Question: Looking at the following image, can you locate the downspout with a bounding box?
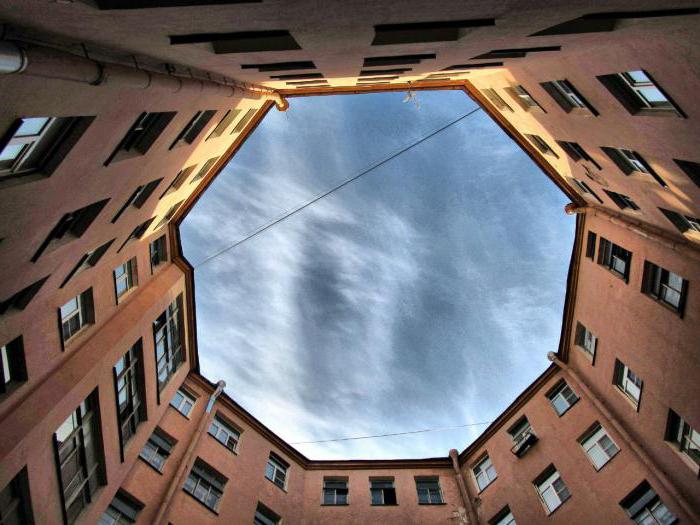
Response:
[449,449,479,525]
[547,353,700,524]
[0,40,288,110]
[153,380,226,525]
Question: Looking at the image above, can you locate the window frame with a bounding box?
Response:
[139,427,175,473]
[113,340,147,461]
[183,459,227,513]
[665,409,700,471]
[170,388,196,418]
[597,237,632,282]
[524,133,559,158]
[322,478,349,505]
[104,111,176,165]
[0,336,28,397]
[59,289,95,344]
[613,359,643,409]
[415,477,444,505]
[546,380,579,416]
[533,465,570,515]
[597,70,685,118]
[113,257,138,302]
[540,80,598,116]
[369,478,397,506]
[574,321,597,361]
[579,423,620,471]
[265,453,289,490]
[208,413,241,453]
[472,454,497,492]
[641,261,688,317]
[153,295,185,396]
[619,480,678,525]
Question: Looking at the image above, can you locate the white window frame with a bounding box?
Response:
[580,425,620,470]
[60,294,85,341]
[473,455,497,491]
[548,381,579,416]
[619,71,672,110]
[619,365,642,405]
[509,418,532,447]
[265,454,288,489]
[493,509,516,525]
[208,416,241,453]
[170,388,195,417]
[535,469,570,514]
[416,478,443,504]
[114,258,137,299]
[323,479,349,505]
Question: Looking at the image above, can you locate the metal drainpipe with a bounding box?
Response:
[153,380,226,525]
[0,40,288,110]
[547,353,700,524]
[449,449,479,525]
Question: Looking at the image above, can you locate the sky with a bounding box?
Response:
[180,90,575,460]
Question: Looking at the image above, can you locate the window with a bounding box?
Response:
[642,261,688,315]
[524,134,558,158]
[0,468,34,525]
[604,190,640,211]
[556,140,601,168]
[117,217,155,253]
[0,277,49,316]
[546,380,579,416]
[59,289,95,343]
[265,453,289,489]
[659,208,700,236]
[54,390,105,525]
[600,147,667,186]
[673,159,700,188]
[620,481,677,525]
[0,336,27,396]
[586,231,597,259]
[98,490,143,525]
[540,80,597,115]
[233,108,258,133]
[416,477,443,504]
[183,459,227,513]
[190,156,220,183]
[370,479,397,505]
[598,70,684,117]
[154,200,184,230]
[170,388,195,417]
[572,179,603,204]
[114,341,146,455]
[32,199,110,262]
[154,295,184,393]
[170,29,301,54]
[206,110,240,140]
[482,88,513,112]
[139,428,174,472]
[208,414,241,452]
[490,506,516,525]
[371,19,495,46]
[113,258,138,301]
[573,321,597,360]
[150,235,168,271]
[60,239,115,288]
[0,115,93,181]
[580,423,619,470]
[323,478,348,505]
[472,455,497,491]
[508,416,538,457]
[111,178,163,223]
[506,85,543,111]
[534,465,570,514]
[160,166,195,199]
[254,503,281,525]
[597,237,632,281]
[614,359,643,408]
[105,111,176,165]
[665,410,700,468]
[170,110,216,148]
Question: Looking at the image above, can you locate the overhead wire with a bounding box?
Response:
[193,105,483,268]
[289,421,493,445]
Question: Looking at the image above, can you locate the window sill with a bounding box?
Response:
[664,442,700,476]
[632,107,684,119]
[614,386,641,412]
[418,502,446,505]
[574,344,595,365]
[642,293,683,318]
[371,504,398,506]
[150,260,169,275]
[321,503,349,506]
[116,286,138,306]
[169,406,192,420]
[62,324,94,349]
[138,456,165,475]
[600,265,628,283]
[182,488,219,515]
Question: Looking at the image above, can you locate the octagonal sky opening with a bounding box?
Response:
[181,89,575,460]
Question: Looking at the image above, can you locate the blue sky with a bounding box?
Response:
[181,90,574,460]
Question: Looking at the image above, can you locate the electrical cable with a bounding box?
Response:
[289,421,492,445]
[193,105,483,268]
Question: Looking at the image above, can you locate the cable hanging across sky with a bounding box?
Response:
[193,105,483,268]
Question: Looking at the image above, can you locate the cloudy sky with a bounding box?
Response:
[180,90,574,460]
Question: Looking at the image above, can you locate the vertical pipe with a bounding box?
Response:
[450,449,479,525]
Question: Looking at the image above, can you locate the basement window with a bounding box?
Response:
[0,115,94,185]
[105,112,176,165]
[546,380,579,416]
[613,359,643,409]
[525,134,558,158]
[370,478,397,505]
[620,480,677,525]
[60,239,115,288]
[184,459,227,513]
[540,80,598,116]
[641,261,688,315]
[171,110,217,149]
[372,19,495,45]
[99,490,144,525]
[482,88,514,112]
[597,70,685,117]
[113,178,164,223]
[574,321,597,361]
[597,237,632,281]
[32,199,110,262]
[603,190,639,212]
[579,423,619,470]
[59,288,95,343]
[0,336,27,396]
[0,276,49,315]
[472,455,497,491]
[665,410,700,470]
[265,453,289,490]
[533,465,570,515]
[207,110,240,140]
